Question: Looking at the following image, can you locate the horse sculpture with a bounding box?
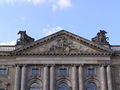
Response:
[92,30,109,45]
[17,31,34,45]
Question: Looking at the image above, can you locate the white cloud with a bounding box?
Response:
[30,0,45,5]
[42,26,63,36]
[0,40,16,45]
[0,0,46,5]
[0,0,72,11]
[51,0,72,11]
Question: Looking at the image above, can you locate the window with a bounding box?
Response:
[87,68,95,75]
[0,89,5,90]
[58,82,69,90]
[59,68,68,76]
[86,82,97,90]
[32,68,40,75]
[30,83,40,90]
[0,68,7,75]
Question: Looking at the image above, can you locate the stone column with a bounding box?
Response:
[78,65,83,90]
[21,65,26,90]
[107,65,113,90]
[43,65,49,90]
[72,65,77,90]
[100,65,107,90]
[50,65,55,90]
[14,65,20,90]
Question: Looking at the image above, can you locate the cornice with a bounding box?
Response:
[13,52,112,57]
[12,30,112,54]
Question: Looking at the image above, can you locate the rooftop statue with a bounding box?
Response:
[17,31,34,45]
[92,30,109,45]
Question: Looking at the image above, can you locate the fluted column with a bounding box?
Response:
[72,65,77,90]
[14,65,20,90]
[50,65,55,90]
[78,65,83,90]
[43,65,49,90]
[100,65,107,90]
[107,65,113,90]
[21,65,26,90]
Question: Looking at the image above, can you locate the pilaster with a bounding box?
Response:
[43,65,49,90]
[21,65,26,90]
[14,65,21,90]
[78,65,83,90]
[72,65,77,90]
[107,65,113,90]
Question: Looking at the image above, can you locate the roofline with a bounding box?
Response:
[111,45,120,47]
[0,45,16,47]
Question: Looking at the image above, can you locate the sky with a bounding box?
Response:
[0,0,120,45]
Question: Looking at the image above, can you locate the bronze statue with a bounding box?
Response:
[17,31,34,45]
[92,30,109,45]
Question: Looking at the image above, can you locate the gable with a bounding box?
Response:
[14,30,112,55]
[21,35,98,54]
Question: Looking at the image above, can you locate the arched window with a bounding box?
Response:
[0,89,5,90]
[86,82,97,90]
[0,83,6,90]
[58,82,70,90]
[30,83,40,90]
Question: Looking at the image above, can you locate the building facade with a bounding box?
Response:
[0,30,120,90]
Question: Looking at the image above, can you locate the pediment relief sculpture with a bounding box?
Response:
[14,30,111,55]
[23,35,98,54]
[49,36,78,52]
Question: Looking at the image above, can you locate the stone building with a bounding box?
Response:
[0,30,120,90]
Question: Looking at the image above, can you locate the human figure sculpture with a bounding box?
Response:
[92,30,109,45]
[17,31,34,45]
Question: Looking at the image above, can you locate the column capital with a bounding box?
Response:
[43,64,50,67]
[50,64,56,67]
[20,64,27,67]
[99,64,106,67]
[15,64,21,67]
[71,64,78,67]
[107,64,112,67]
[79,64,84,67]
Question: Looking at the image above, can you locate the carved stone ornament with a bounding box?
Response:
[49,36,78,52]
[21,35,98,54]
[92,30,109,45]
[17,31,34,45]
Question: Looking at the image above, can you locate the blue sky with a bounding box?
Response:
[0,0,120,45]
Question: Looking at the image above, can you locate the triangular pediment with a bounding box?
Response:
[13,30,112,55]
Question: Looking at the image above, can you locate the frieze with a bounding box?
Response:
[49,36,78,52]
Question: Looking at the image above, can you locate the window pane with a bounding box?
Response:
[0,68,7,75]
[59,68,68,75]
[30,83,40,90]
[58,83,69,90]
[32,68,40,75]
[87,68,95,75]
[87,82,97,90]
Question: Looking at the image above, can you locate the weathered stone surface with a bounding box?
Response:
[0,30,119,90]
